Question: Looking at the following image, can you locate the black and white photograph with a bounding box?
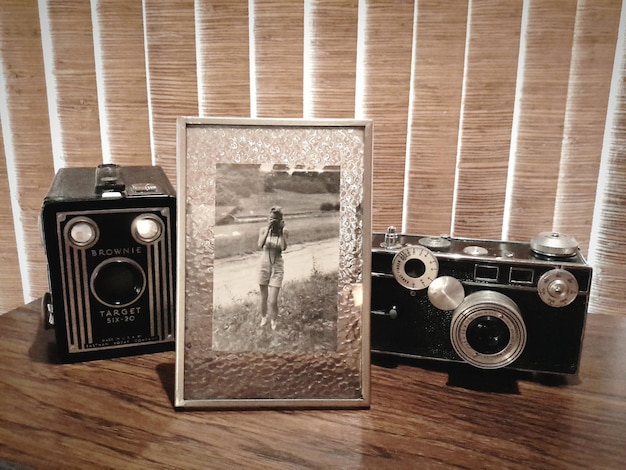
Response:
[212,164,341,353]
[175,118,372,409]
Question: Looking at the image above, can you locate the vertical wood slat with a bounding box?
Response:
[0,0,625,317]
[92,0,151,165]
[254,0,304,117]
[554,0,622,256]
[588,5,626,315]
[0,123,24,313]
[362,0,414,231]
[144,0,198,181]
[504,0,578,242]
[196,0,251,119]
[307,0,359,119]
[403,1,468,236]
[44,0,102,168]
[0,1,55,304]
[451,0,523,239]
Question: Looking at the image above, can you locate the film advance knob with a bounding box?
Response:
[428,276,465,311]
[530,231,579,257]
[419,236,451,251]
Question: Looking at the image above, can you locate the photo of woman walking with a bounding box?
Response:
[258,206,288,330]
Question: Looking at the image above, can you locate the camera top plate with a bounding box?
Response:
[372,231,588,267]
[44,165,175,203]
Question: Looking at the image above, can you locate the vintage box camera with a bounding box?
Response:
[41,164,176,361]
[371,227,592,375]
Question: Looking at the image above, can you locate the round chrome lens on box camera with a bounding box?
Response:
[371,227,592,374]
[41,164,176,362]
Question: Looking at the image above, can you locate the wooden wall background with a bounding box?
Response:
[0,0,624,315]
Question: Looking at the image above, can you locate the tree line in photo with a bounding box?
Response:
[216,164,340,212]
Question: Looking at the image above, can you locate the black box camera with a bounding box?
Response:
[371,227,592,375]
[41,164,176,361]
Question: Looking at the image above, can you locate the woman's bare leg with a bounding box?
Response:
[259,284,269,326]
[268,286,280,330]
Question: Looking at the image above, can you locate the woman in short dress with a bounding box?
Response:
[258,207,288,330]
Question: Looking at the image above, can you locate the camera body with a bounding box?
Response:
[270,219,285,234]
[371,227,592,375]
[41,164,176,361]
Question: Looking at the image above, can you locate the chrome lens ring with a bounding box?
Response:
[65,216,99,249]
[450,291,527,369]
[131,213,164,244]
[90,257,146,308]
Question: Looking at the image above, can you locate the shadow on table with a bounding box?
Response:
[372,352,579,394]
[157,362,176,406]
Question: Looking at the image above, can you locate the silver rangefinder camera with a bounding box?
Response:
[41,164,176,361]
[371,227,592,375]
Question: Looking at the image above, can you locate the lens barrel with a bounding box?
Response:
[90,257,146,307]
[450,291,526,369]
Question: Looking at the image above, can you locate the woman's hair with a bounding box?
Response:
[269,206,283,220]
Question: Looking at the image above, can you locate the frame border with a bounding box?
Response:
[175,117,372,409]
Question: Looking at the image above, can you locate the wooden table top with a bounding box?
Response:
[1,300,626,469]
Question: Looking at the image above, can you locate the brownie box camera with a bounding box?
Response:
[371,227,592,375]
[41,164,176,361]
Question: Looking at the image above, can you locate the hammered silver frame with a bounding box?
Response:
[175,117,372,409]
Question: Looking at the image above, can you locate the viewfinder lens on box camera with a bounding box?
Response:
[371,227,592,375]
[40,164,176,362]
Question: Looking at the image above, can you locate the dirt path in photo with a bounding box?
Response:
[213,237,339,306]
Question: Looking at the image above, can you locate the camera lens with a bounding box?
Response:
[91,257,146,307]
[466,316,511,355]
[450,291,526,369]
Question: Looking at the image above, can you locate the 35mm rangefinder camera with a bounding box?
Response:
[371,227,592,375]
[41,164,176,361]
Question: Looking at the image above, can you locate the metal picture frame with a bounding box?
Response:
[175,117,372,409]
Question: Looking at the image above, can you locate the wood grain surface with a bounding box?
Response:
[1,300,626,469]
